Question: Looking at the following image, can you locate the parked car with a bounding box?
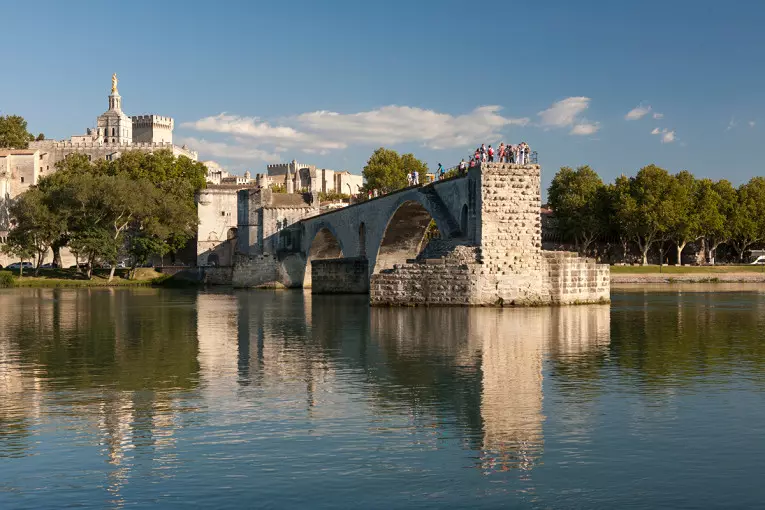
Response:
[69,263,90,270]
[6,262,34,270]
[751,256,765,265]
[40,262,56,268]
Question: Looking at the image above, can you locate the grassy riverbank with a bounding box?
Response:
[610,265,765,274]
[0,268,195,288]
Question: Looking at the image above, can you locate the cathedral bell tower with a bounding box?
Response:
[96,73,133,145]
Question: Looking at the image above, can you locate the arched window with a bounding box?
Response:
[112,128,115,136]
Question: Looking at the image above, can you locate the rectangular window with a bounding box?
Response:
[221,211,226,216]
[20,177,24,183]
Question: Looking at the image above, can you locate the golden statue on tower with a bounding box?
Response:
[111,73,118,93]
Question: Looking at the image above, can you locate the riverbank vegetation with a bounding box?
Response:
[0,267,199,288]
[548,165,765,265]
[1,150,207,281]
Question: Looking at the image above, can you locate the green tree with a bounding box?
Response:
[730,177,765,261]
[6,188,62,274]
[668,171,701,265]
[547,165,606,255]
[0,232,35,276]
[616,165,679,265]
[696,179,734,264]
[0,115,33,149]
[605,176,633,261]
[362,148,428,193]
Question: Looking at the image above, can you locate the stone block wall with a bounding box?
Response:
[312,257,370,294]
[473,163,547,305]
[542,252,609,304]
[371,163,610,306]
[232,253,283,288]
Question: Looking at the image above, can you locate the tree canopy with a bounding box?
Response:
[0,115,35,149]
[547,165,605,254]
[4,149,206,279]
[362,148,428,193]
[547,164,763,265]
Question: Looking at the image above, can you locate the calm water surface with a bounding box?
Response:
[2,286,765,508]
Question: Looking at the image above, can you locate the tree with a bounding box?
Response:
[0,231,35,276]
[7,188,62,274]
[696,179,733,264]
[730,177,765,262]
[35,133,45,141]
[547,165,606,255]
[0,115,33,149]
[362,148,428,193]
[616,165,679,265]
[605,176,633,261]
[668,171,701,265]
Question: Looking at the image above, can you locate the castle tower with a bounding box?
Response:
[96,73,133,145]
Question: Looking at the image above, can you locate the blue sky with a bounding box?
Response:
[2,0,764,195]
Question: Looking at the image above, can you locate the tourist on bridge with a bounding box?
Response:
[411,170,419,186]
[498,143,506,163]
[488,145,495,162]
[437,163,445,180]
[459,159,467,174]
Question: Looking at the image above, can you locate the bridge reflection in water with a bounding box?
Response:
[207,291,611,474]
[367,305,611,473]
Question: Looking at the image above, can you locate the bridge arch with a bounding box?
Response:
[303,224,344,288]
[371,197,448,274]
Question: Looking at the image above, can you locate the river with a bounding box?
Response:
[1,286,765,508]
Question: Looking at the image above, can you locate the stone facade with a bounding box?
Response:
[196,185,251,266]
[311,257,370,294]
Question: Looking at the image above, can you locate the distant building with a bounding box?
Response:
[29,74,197,171]
[263,160,363,195]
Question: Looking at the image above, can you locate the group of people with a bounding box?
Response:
[406,170,421,186]
[476,142,531,165]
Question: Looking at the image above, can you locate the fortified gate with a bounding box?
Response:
[233,162,609,306]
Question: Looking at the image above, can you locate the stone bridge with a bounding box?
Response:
[232,163,609,306]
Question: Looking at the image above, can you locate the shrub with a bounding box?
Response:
[0,271,16,288]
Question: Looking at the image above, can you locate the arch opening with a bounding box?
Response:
[373,200,438,274]
[303,227,343,288]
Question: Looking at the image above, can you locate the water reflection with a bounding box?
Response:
[368,305,610,473]
[2,288,765,507]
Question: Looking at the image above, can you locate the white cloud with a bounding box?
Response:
[570,122,600,136]
[537,97,592,128]
[182,105,530,157]
[749,120,756,127]
[625,104,652,120]
[176,136,281,162]
[652,112,664,119]
[293,105,529,150]
[650,127,676,143]
[727,118,737,131]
